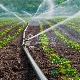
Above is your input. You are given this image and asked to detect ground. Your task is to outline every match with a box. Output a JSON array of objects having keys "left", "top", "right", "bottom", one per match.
[
  {"left": 25, "top": 21, "right": 80, "bottom": 80},
  {"left": 0, "top": 31, "right": 38, "bottom": 80},
  {"left": 0, "top": 20, "right": 80, "bottom": 80}
]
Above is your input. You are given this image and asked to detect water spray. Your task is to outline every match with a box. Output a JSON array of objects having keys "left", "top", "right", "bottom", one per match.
[
  {"left": 28, "top": 11, "right": 80, "bottom": 40},
  {"left": 33, "top": 0, "right": 45, "bottom": 18},
  {"left": 22, "top": 11, "right": 32, "bottom": 17},
  {"left": 11, "top": 12, "right": 26, "bottom": 23},
  {"left": 0, "top": 4, "right": 26, "bottom": 23},
  {"left": 0, "top": 4, "right": 9, "bottom": 12},
  {"left": 33, "top": 0, "right": 70, "bottom": 19}
]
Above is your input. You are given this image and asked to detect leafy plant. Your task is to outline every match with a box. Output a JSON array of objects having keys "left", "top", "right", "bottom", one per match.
[
  {"left": 50, "top": 54, "right": 80, "bottom": 80},
  {"left": 0, "top": 24, "right": 26, "bottom": 48},
  {"left": 39, "top": 20, "right": 80, "bottom": 80}
]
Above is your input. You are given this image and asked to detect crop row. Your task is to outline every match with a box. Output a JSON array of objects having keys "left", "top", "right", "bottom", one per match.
[
  {"left": 0, "top": 17, "right": 31, "bottom": 28},
  {"left": 45, "top": 20, "right": 80, "bottom": 52},
  {"left": 65, "top": 23, "right": 80, "bottom": 33},
  {"left": 51, "top": 17, "right": 66, "bottom": 23},
  {"left": 0, "top": 19, "right": 19, "bottom": 27},
  {"left": 0, "top": 24, "right": 26, "bottom": 48},
  {"left": 53, "top": 28, "right": 80, "bottom": 51},
  {"left": 0, "top": 17, "right": 18, "bottom": 23},
  {"left": 39, "top": 21, "right": 80, "bottom": 80},
  {"left": 0, "top": 22, "right": 22, "bottom": 37},
  {"left": 51, "top": 17, "right": 80, "bottom": 33},
  {"left": 68, "top": 18, "right": 80, "bottom": 23},
  {"left": 39, "top": 21, "right": 50, "bottom": 53},
  {"left": 51, "top": 17, "right": 80, "bottom": 24}
]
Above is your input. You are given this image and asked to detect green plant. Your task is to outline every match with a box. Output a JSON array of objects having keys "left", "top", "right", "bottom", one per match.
[
  {"left": 0, "top": 24, "right": 26, "bottom": 48},
  {"left": 39, "top": 20, "right": 80, "bottom": 80},
  {"left": 45, "top": 20, "right": 80, "bottom": 52},
  {"left": 50, "top": 54, "right": 80, "bottom": 80}
]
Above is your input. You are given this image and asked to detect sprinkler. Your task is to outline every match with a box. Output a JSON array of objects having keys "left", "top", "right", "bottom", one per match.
[{"left": 22, "top": 37, "right": 31, "bottom": 47}]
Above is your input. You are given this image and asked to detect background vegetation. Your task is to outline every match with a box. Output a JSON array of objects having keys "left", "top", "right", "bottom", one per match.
[{"left": 0, "top": 0, "right": 80, "bottom": 14}]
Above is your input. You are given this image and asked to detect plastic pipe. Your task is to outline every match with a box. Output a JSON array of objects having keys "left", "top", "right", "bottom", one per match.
[{"left": 22, "top": 24, "right": 48, "bottom": 80}]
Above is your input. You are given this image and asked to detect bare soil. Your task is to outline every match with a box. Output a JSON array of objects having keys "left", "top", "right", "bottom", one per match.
[
  {"left": 0, "top": 24, "right": 38, "bottom": 80},
  {"left": 0, "top": 21, "right": 80, "bottom": 80},
  {"left": 25, "top": 21, "right": 80, "bottom": 80}
]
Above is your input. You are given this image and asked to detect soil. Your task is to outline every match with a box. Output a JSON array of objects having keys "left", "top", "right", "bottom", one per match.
[
  {"left": 48, "top": 20, "right": 80, "bottom": 43},
  {"left": 0, "top": 20, "right": 80, "bottom": 80},
  {"left": 25, "top": 21, "right": 80, "bottom": 80},
  {"left": 0, "top": 24, "right": 39, "bottom": 80}
]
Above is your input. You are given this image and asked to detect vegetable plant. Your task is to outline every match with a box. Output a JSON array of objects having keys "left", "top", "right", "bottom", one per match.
[
  {"left": 0, "top": 24, "right": 26, "bottom": 48},
  {"left": 50, "top": 54, "right": 80, "bottom": 80}
]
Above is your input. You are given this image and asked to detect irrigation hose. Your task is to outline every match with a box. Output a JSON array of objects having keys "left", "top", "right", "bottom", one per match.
[{"left": 22, "top": 24, "right": 48, "bottom": 80}]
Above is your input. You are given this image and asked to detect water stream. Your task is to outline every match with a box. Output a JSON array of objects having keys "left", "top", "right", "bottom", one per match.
[
  {"left": 0, "top": 4, "right": 26, "bottom": 23},
  {"left": 28, "top": 11, "right": 80, "bottom": 40}
]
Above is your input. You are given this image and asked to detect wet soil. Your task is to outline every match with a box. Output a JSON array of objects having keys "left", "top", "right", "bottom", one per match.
[
  {"left": 48, "top": 20, "right": 80, "bottom": 43},
  {"left": 25, "top": 21, "right": 80, "bottom": 80},
  {"left": 0, "top": 20, "right": 80, "bottom": 80},
  {"left": 0, "top": 24, "right": 38, "bottom": 80}
]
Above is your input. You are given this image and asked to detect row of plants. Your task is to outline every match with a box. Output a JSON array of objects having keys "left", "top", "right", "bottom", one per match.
[
  {"left": 44, "top": 20, "right": 80, "bottom": 52},
  {"left": 68, "top": 18, "right": 80, "bottom": 23},
  {"left": 51, "top": 17, "right": 67, "bottom": 23},
  {"left": 65, "top": 22, "right": 80, "bottom": 27},
  {"left": 51, "top": 17, "right": 80, "bottom": 33},
  {"left": 0, "top": 19, "right": 19, "bottom": 27},
  {"left": 0, "top": 18, "right": 18, "bottom": 23},
  {"left": 65, "top": 22, "right": 80, "bottom": 33},
  {"left": 53, "top": 28, "right": 80, "bottom": 51},
  {"left": 0, "top": 19, "right": 16, "bottom": 23},
  {"left": 0, "top": 17, "right": 30, "bottom": 28},
  {"left": 39, "top": 21, "right": 49, "bottom": 52},
  {"left": 0, "top": 17, "right": 18, "bottom": 23},
  {"left": 39, "top": 21, "right": 80, "bottom": 80},
  {"left": 0, "top": 24, "right": 26, "bottom": 48},
  {"left": 0, "top": 22, "right": 22, "bottom": 37},
  {"left": 51, "top": 17, "right": 80, "bottom": 25}
]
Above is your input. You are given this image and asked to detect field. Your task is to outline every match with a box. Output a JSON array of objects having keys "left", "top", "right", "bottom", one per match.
[
  {"left": 25, "top": 17, "right": 80, "bottom": 80},
  {"left": 0, "top": 17, "right": 80, "bottom": 80},
  {"left": 0, "top": 17, "right": 38, "bottom": 80}
]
